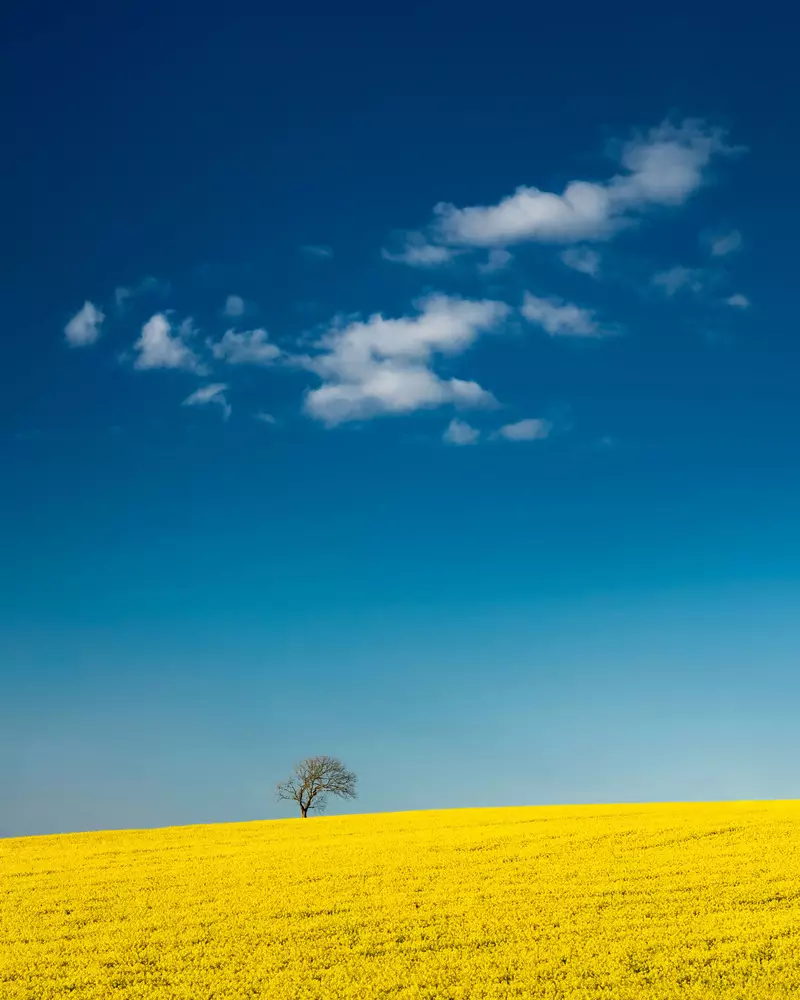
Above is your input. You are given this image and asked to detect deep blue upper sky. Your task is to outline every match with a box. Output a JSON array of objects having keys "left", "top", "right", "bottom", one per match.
[{"left": 3, "top": 1, "right": 799, "bottom": 836}]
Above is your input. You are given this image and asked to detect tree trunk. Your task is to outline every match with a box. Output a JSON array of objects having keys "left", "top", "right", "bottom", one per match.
[{"left": 300, "top": 804, "right": 308, "bottom": 818}]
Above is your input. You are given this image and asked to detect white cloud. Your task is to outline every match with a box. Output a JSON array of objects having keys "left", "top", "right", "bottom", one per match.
[
  {"left": 608, "top": 119, "right": 734, "bottom": 207},
  {"left": 478, "top": 249, "right": 513, "bottom": 274},
  {"left": 443, "top": 418, "right": 480, "bottom": 445},
  {"left": 210, "top": 329, "right": 281, "bottom": 366},
  {"left": 254, "top": 411, "right": 278, "bottom": 424},
  {"left": 652, "top": 265, "right": 704, "bottom": 296},
  {"left": 430, "top": 119, "right": 733, "bottom": 248},
  {"left": 301, "top": 294, "right": 509, "bottom": 425},
  {"left": 304, "top": 370, "right": 496, "bottom": 425},
  {"left": 223, "top": 295, "right": 246, "bottom": 317},
  {"left": 560, "top": 246, "right": 601, "bottom": 277},
  {"left": 182, "top": 383, "right": 231, "bottom": 419},
  {"left": 64, "top": 301, "right": 104, "bottom": 347},
  {"left": 133, "top": 313, "right": 203, "bottom": 371},
  {"left": 726, "top": 293, "right": 751, "bottom": 309},
  {"left": 436, "top": 180, "right": 613, "bottom": 247},
  {"left": 521, "top": 293, "right": 606, "bottom": 337},
  {"left": 710, "top": 229, "right": 742, "bottom": 256},
  {"left": 498, "top": 418, "right": 553, "bottom": 441},
  {"left": 382, "top": 234, "right": 459, "bottom": 268}
]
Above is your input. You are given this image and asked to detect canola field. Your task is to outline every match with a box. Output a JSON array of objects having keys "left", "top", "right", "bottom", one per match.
[{"left": 2, "top": 801, "right": 800, "bottom": 999}]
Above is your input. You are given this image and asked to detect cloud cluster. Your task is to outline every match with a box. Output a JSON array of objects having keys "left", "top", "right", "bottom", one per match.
[
  {"left": 61, "top": 116, "right": 748, "bottom": 443},
  {"left": 300, "top": 295, "right": 510, "bottom": 425},
  {"left": 129, "top": 314, "right": 282, "bottom": 379}
]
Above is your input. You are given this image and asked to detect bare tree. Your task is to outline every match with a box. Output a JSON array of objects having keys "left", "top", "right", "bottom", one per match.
[{"left": 276, "top": 755, "right": 357, "bottom": 818}]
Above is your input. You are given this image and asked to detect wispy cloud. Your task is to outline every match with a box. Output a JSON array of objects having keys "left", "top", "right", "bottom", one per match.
[
  {"left": 430, "top": 120, "right": 735, "bottom": 248},
  {"left": 300, "top": 294, "right": 509, "bottom": 425},
  {"left": 210, "top": 329, "right": 281, "bottom": 365},
  {"left": 133, "top": 313, "right": 203, "bottom": 371},
  {"left": 652, "top": 265, "right": 704, "bottom": 296},
  {"left": 182, "top": 383, "right": 231, "bottom": 419},
  {"left": 560, "top": 246, "right": 601, "bottom": 277},
  {"left": 497, "top": 418, "right": 553, "bottom": 441},
  {"left": 382, "top": 234, "right": 459, "bottom": 268},
  {"left": 710, "top": 229, "right": 743, "bottom": 256},
  {"left": 254, "top": 411, "right": 278, "bottom": 425},
  {"left": 726, "top": 293, "right": 751, "bottom": 309},
  {"left": 64, "top": 301, "right": 104, "bottom": 347},
  {"left": 223, "top": 295, "right": 245, "bottom": 318},
  {"left": 300, "top": 245, "right": 333, "bottom": 259},
  {"left": 521, "top": 293, "right": 608, "bottom": 337},
  {"left": 443, "top": 418, "right": 480, "bottom": 445}
]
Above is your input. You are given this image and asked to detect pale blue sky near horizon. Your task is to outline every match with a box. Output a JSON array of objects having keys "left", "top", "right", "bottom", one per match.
[{"left": 3, "top": 1, "right": 800, "bottom": 836}]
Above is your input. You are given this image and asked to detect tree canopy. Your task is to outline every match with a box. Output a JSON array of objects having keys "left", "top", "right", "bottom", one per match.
[{"left": 276, "top": 755, "right": 357, "bottom": 818}]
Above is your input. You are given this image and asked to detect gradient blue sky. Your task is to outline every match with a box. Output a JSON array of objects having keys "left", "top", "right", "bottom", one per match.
[{"left": 3, "top": 1, "right": 799, "bottom": 837}]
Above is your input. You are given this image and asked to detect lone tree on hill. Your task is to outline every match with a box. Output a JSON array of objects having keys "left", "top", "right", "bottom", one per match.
[{"left": 276, "top": 755, "right": 357, "bottom": 818}]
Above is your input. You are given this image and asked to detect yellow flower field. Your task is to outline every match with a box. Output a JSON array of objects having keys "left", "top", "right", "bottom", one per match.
[{"left": 2, "top": 801, "right": 800, "bottom": 998}]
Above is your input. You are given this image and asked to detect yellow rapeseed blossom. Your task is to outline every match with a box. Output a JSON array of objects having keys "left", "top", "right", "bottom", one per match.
[{"left": 2, "top": 801, "right": 800, "bottom": 998}]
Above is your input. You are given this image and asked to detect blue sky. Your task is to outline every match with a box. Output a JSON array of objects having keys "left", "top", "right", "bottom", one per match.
[{"left": 3, "top": 2, "right": 800, "bottom": 836}]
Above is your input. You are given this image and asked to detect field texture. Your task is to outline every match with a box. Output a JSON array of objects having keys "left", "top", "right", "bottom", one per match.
[{"left": 2, "top": 801, "right": 800, "bottom": 998}]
